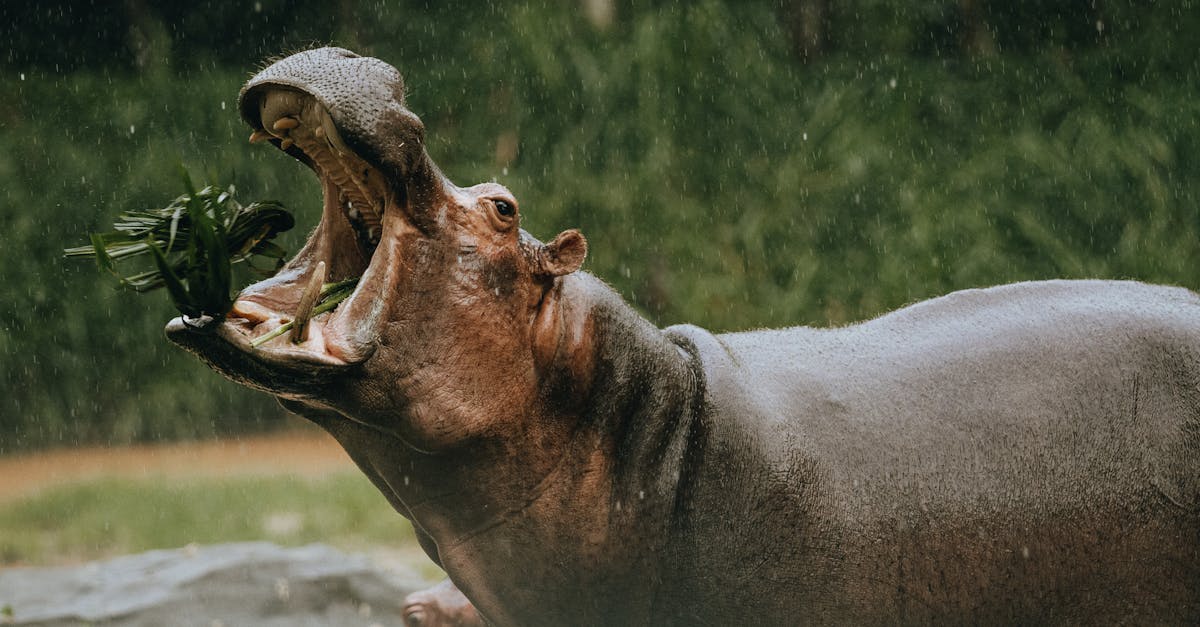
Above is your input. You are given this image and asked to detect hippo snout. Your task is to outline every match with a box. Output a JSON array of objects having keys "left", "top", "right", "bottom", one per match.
[{"left": 238, "top": 46, "right": 427, "bottom": 185}]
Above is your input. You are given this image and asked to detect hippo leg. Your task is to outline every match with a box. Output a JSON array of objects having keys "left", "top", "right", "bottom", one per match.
[{"left": 403, "top": 578, "right": 484, "bottom": 627}]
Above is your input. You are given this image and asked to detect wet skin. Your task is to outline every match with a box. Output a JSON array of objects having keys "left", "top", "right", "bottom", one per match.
[{"left": 167, "top": 48, "right": 1200, "bottom": 625}]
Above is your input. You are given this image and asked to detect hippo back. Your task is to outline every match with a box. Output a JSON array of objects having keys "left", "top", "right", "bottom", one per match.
[{"left": 665, "top": 279, "right": 1200, "bottom": 623}]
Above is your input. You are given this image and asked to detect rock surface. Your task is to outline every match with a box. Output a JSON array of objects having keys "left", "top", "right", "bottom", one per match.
[{"left": 0, "top": 542, "right": 427, "bottom": 626}]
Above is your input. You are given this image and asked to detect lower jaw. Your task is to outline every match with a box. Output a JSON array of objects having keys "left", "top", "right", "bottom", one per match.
[
  {"left": 164, "top": 315, "right": 360, "bottom": 398},
  {"left": 218, "top": 186, "right": 407, "bottom": 366}
]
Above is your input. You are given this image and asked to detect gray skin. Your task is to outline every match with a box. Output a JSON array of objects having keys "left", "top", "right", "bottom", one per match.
[{"left": 166, "top": 47, "right": 1200, "bottom": 625}]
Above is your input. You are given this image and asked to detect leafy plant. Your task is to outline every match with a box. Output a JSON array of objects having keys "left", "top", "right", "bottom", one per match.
[{"left": 65, "top": 175, "right": 295, "bottom": 319}]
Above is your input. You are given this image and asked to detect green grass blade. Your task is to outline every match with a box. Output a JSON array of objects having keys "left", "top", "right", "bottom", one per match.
[
  {"left": 67, "top": 178, "right": 296, "bottom": 319},
  {"left": 146, "top": 236, "right": 198, "bottom": 318},
  {"left": 89, "top": 233, "right": 115, "bottom": 273}
]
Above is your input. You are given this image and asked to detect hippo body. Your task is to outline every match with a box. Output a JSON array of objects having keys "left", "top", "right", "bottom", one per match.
[
  {"left": 166, "top": 48, "right": 1200, "bottom": 625},
  {"left": 662, "top": 278, "right": 1200, "bottom": 624}
]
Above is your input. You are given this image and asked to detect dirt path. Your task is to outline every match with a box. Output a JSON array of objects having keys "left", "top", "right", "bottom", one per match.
[{"left": 0, "top": 429, "right": 355, "bottom": 503}]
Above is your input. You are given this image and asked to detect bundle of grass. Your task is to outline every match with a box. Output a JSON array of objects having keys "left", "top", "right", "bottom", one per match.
[{"left": 65, "top": 176, "right": 358, "bottom": 335}]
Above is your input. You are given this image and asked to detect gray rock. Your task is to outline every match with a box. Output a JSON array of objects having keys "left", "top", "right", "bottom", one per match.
[{"left": 0, "top": 542, "right": 428, "bottom": 626}]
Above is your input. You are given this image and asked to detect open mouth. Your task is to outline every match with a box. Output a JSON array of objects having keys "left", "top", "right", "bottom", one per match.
[
  {"left": 196, "top": 87, "right": 399, "bottom": 368},
  {"left": 165, "top": 47, "right": 431, "bottom": 389}
]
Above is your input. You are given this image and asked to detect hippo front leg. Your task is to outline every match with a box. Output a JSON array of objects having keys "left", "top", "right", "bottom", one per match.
[{"left": 404, "top": 578, "right": 484, "bottom": 627}]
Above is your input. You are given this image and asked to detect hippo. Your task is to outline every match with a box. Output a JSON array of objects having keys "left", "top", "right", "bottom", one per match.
[{"left": 166, "top": 47, "right": 1200, "bottom": 625}]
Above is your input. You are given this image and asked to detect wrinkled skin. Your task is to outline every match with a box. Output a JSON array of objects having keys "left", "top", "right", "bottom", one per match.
[{"left": 167, "top": 48, "right": 1200, "bottom": 625}]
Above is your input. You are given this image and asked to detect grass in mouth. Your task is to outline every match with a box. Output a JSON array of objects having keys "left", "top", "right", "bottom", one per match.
[
  {"left": 249, "top": 278, "right": 359, "bottom": 348},
  {"left": 65, "top": 173, "right": 358, "bottom": 338}
]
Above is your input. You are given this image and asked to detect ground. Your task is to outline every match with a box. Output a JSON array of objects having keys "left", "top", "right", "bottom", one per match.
[
  {"left": 0, "top": 429, "right": 351, "bottom": 503},
  {"left": 0, "top": 428, "right": 436, "bottom": 579}
]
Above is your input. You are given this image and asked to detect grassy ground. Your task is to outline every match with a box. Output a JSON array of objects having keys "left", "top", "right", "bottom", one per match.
[
  {"left": 0, "top": 473, "right": 420, "bottom": 568},
  {"left": 0, "top": 432, "right": 434, "bottom": 576}
]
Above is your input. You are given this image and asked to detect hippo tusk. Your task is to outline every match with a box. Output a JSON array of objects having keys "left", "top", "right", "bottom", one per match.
[
  {"left": 317, "top": 105, "right": 350, "bottom": 156},
  {"left": 249, "top": 130, "right": 271, "bottom": 143},
  {"left": 272, "top": 116, "right": 300, "bottom": 131},
  {"left": 290, "top": 260, "right": 326, "bottom": 343}
]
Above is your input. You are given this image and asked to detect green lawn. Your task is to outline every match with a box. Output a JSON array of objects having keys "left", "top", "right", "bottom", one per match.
[{"left": 0, "top": 472, "right": 429, "bottom": 572}]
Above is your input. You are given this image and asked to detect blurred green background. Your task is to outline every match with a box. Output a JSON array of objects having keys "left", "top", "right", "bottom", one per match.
[{"left": 2, "top": 0, "right": 1198, "bottom": 452}]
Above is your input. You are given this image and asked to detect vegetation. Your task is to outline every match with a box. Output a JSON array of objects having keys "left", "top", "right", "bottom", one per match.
[
  {"left": 1, "top": 1, "right": 1198, "bottom": 451},
  {"left": 0, "top": 472, "right": 425, "bottom": 569},
  {"left": 65, "top": 181, "right": 295, "bottom": 319}
]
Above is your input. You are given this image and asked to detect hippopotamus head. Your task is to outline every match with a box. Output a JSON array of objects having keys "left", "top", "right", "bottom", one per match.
[{"left": 165, "top": 47, "right": 587, "bottom": 451}]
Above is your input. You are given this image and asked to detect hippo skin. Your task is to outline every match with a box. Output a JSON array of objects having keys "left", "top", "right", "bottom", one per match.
[{"left": 166, "top": 47, "right": 1200, "bottom": 625}]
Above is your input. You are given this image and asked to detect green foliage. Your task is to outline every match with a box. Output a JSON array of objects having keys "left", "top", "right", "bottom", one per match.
[
  {"left": 65, "top": 180, "right": 294, "bottom": 318},
  {"left": 0, "top": 70, "right": 321, "bottom": 450},
  {"left": 1, "top": 1, "right": 1198, "bottom": 451},
  {"left": 0, "top": 472, "right": 417, "bottom": 565}
]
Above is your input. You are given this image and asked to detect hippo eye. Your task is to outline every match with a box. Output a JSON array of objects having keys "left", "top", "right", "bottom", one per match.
[{"left": 494, "top": 199, "right": 515, "bottom": 217}]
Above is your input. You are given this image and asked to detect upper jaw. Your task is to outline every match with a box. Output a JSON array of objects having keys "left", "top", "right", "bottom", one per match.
[{"left": 166, "top": 48, "right": 436, "bottom": 388}]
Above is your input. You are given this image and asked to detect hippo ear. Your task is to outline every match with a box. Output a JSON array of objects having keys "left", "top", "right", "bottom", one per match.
[{"left": 535, "top": 230, "right": 588, "bottom": 278}]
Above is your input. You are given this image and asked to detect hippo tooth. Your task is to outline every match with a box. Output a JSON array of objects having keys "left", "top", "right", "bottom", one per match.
[
  {"left": 248, "top": 130, "right": 271, "bottom": 143},
  {"left": 280, "top": 138, "right": 295, "bottom": 151},
  {"left": 313, "top": 125, "right": 325, "bottom": 139},
  {"left": 258, "top": 89, "right": 305, "bottom": 138},
  {"left": 290, "top": 260, "right": 326, "bottom": 344},
  {"left": 231, "top": 299, "right": 274, "bottom": 322},
  {"left": 317, "top": 105, "right": 349, "bottom": 156},
  {"left": 273, "top": 117, "right": 300, "bottom": 131}
]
